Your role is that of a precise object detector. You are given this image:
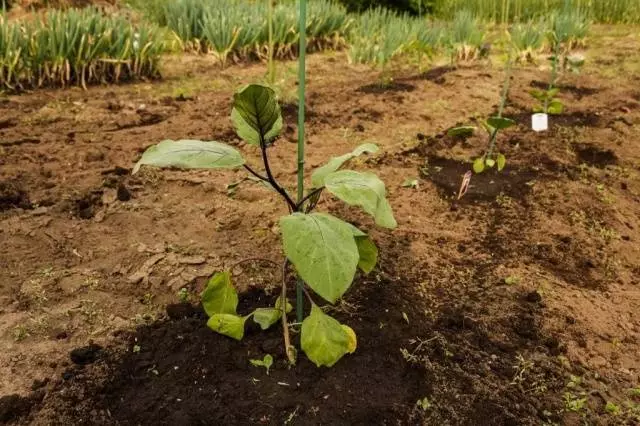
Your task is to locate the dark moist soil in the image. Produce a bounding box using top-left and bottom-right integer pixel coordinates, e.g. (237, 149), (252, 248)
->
(7, 264), (565, 426)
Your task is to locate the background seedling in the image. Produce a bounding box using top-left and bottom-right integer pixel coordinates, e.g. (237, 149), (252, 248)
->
(449, 53), (515, 174)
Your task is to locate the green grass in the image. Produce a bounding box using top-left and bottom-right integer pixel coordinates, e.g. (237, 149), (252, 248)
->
(431, 0), (640, 24)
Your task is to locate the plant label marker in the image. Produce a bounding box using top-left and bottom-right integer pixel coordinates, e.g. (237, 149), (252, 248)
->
(532, 113), (548, 132)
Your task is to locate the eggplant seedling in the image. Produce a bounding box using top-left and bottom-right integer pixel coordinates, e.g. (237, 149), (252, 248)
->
(448, 53), (515, 173)
(133, 84), (395, 367)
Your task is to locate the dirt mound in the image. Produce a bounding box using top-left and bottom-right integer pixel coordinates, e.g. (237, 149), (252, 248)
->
(8, 264), (566, 425)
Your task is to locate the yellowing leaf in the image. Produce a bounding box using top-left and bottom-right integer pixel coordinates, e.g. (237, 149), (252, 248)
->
(473, 157), (485, 173)
(201, 272), (238, 317)
(497, 154), (506, 171)
(301, 305), (353, 367)
(341, 325), (357, 353)
(206, 314), (247, 340)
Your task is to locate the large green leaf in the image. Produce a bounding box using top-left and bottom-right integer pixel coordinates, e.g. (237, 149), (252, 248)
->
(201, 272), (238, 317)
(301, 305), (355, 367)
(231, 84), (282, 146)
(355, 236), (378, 274)
(280, 213), (359, 304)
(324, 170), (397, 229)
(547, 99), (564, 115)
(252, 296), (292, 330)
(133, 140), (245, 174)
(487, 116), (516, 130)
(207, 313), (248, 340)
(348, 223), (378, 274)
(311, 143), (379, 188)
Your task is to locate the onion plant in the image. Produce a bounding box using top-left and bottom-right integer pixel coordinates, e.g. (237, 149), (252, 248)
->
(509, 19), (547, 63)
(447, 10), (485, 62)
(0, 8), (165, 90)
(134, 0), (349, 67)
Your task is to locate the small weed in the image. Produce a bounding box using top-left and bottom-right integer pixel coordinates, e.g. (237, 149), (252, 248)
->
(564, 392), (587, 412)
(504, 275), (520, 285)
(12, 325), (29, 342)
(402, 178), (419, 189)
(416, 397), (431, 411)
(496, 192), (513, 207)
(605, 401), (621, 415)
(177, 288), (190, 303)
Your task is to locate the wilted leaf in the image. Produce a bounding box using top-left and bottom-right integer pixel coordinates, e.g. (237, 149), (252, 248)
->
(133, 140), (245, 174)
(280, 213), (359, 303)
(324, 170), (397, 229)
(231, 84), (282, 146)
(311, 143), (379, 187)
(301, 305), (354, 367)
(207, 313), (248, 340)
(252, 297), (292, 330)
(201, 271), (238, 317)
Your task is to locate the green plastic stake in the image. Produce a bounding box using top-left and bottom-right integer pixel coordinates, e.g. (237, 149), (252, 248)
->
(296, 0), (307, 324)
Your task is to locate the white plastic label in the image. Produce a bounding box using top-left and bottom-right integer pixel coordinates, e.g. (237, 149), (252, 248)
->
(532, 113), (548, 132)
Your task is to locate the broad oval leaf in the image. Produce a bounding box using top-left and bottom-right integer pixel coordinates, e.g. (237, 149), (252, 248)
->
(547, 99), (564, 115)
(231, 84), (282, 146)
(355, 235), (378, 274)
(347, 223), (378, 274)
(473, 157), (485, 173)
(311, 143), (379, 188)
(207, 313), (248, 340)
(529, 88), (546, 101)
(497, 153), (507, 171)
(447, 126), (475, 138)
(133, 139), (245, 174)
(301, 305), (353, 367)
(201, 271), (238, 317)
(485, 158), (496, 168)
(547, 88), (560, 98)
(487, 117), (516, 130)
(324, 170), (397, 229)
(252, 297), (292, 330)
(280, 213), (359, 304)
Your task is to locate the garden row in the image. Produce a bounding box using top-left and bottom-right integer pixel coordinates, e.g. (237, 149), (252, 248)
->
(0, 8), (165, 90)
(0, 0), (591, 89)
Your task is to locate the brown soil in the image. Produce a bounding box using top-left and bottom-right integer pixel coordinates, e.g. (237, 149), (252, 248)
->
(1, 27), (640, 425)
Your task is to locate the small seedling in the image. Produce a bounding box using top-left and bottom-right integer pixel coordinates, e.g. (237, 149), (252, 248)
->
(416, 397), (431, 411)
(177, 288), (189, 303)
(402, 179), (419, 189)
(449, 54), (515, 175)
(250, 354), (274, 375)
(133, 344), (141, 353)
(530, 29), (585, 115)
